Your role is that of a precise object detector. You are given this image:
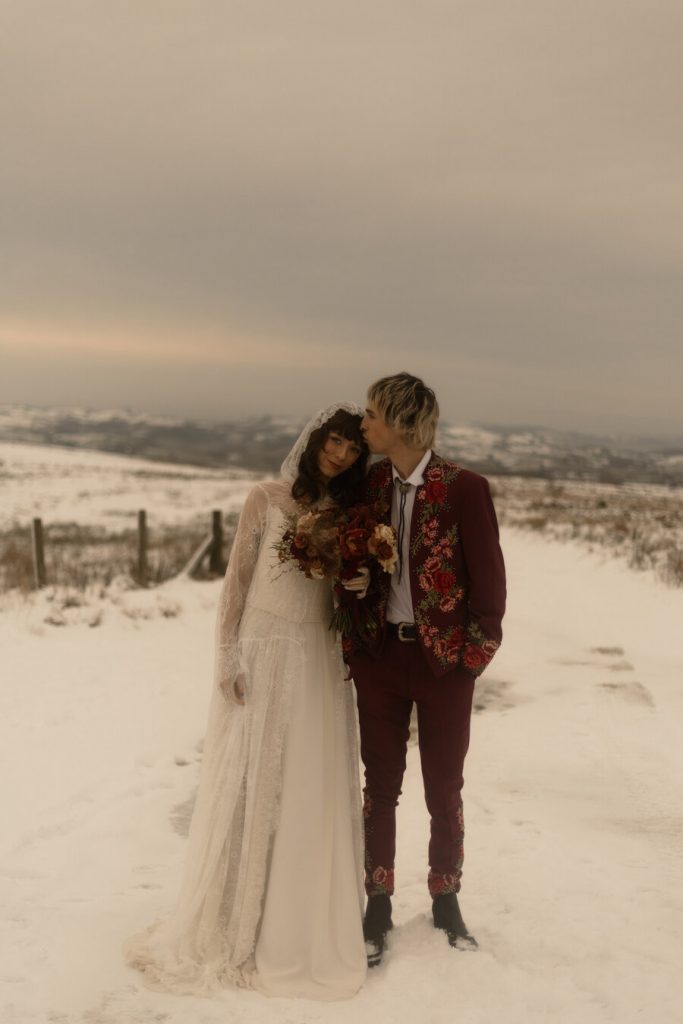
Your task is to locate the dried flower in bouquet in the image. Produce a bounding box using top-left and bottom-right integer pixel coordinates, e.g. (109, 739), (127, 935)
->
(276, 502), (397, 639)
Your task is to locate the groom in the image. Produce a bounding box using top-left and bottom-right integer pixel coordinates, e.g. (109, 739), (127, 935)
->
(344, 372), (506, 965)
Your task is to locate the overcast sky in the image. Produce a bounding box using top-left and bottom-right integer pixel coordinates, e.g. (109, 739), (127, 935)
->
(1, 1), (681, 437)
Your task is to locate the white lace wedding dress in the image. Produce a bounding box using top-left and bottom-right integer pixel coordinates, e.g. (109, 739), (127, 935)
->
(124, 425), (366, 1000)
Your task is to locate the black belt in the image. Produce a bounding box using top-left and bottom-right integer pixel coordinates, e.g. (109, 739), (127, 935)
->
(387, 621), (418, 642)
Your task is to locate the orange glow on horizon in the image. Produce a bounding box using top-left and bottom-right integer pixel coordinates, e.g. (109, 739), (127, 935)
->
(0, 318), (306, 366)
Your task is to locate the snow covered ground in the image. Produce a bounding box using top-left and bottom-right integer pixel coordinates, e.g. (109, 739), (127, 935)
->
(3, 440), (680, 591)
(2, 523), (682, 1023)
(0, 441), (259, 533)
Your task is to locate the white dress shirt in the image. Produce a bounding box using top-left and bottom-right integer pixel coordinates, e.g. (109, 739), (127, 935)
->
(386, 449), (432, 624)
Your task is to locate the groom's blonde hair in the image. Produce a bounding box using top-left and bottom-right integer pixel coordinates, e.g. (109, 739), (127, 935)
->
(368, 372), (439, 448)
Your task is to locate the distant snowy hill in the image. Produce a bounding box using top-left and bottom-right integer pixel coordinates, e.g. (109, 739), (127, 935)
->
(0, 405), (300, 474)
(437, 424), (683, 485)
(1, 404), (682, 485)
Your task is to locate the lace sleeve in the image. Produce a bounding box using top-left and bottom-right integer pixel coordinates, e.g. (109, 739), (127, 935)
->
(214, 483), (269, 702)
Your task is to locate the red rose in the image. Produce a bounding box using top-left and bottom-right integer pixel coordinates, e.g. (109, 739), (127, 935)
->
(424, 555), (441, 573)
(446, 628), (465, 659)
(439, 596), (457, 613)
(423, 517), (439, 544)
(425, 480), (447, 504)
(340, 528), (369, 559)
(433, 570), (456, 595)
(426, 466), (444, 482)
(419, 573), (433, 592)
(463, 645), (488, 670)
(428, 871), (457, 896)
(434, 638), (448, 659)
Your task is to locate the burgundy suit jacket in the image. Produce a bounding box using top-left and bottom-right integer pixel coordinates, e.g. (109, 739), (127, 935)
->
(346, 452), (506, 678)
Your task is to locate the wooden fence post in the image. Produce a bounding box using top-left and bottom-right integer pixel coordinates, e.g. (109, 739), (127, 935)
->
(209, 510), (224, 574)
(32, 517), (47, 588)
(137, 510), (148, 584)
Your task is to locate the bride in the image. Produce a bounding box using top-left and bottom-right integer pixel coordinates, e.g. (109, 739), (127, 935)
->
(124, 402), (369, 1000)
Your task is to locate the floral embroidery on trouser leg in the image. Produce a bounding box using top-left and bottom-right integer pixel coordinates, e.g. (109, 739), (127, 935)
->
(367, 866), (395, 897)
(428, 804), (464, 896)
(363, 791), (396, 895)
(428, 869), (460, 896)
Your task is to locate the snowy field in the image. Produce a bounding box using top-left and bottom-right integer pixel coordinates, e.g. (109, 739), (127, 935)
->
(0, 441), (263, 591)
(2, 440), (681, 593)
(1, 441), (682, 1022)
(2, 526), (683, 1023)
(0, 441), (260, 533)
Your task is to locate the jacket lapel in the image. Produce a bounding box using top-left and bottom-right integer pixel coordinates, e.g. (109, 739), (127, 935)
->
(409, 451), (440, 551)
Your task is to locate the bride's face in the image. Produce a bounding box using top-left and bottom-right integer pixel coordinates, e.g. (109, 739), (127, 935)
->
(318, 431), (363, 479)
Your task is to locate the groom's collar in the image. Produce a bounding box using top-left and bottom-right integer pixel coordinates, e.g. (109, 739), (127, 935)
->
(391, 449), (432, 489)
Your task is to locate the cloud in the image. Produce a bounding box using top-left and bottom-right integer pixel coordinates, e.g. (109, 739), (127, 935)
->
(1, 0), (681, 433)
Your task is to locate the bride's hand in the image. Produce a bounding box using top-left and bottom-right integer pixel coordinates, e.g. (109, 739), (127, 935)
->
(220, 674), (246, 705)
(341, 566), (370, 600)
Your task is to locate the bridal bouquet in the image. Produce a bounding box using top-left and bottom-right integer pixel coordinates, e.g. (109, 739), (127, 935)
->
(276, 502), (398, 638)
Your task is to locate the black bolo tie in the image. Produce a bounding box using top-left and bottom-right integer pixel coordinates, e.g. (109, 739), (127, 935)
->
(396, 479), (411, 582)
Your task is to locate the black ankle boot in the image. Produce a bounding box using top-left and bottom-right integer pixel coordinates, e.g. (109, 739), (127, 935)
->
(363, 894), (393, 967)
(432, 893), (478, 950)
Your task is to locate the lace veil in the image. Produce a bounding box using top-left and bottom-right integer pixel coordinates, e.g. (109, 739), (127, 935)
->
(280, 401), (365, 482)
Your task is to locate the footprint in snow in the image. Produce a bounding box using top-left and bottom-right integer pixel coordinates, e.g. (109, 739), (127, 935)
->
(472, 677), (519, 714)
(598, 680), (654, 708)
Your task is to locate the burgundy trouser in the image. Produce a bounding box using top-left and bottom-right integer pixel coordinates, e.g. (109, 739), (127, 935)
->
(349, 634), (475, 898)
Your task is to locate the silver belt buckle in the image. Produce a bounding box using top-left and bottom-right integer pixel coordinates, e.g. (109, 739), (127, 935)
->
(397, 622), (415, 642)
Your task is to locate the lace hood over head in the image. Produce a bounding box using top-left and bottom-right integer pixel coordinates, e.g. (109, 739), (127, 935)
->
(279, 401), (365, 483)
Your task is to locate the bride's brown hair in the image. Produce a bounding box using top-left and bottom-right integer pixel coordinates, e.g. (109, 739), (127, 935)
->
(292, 409), (368, 507)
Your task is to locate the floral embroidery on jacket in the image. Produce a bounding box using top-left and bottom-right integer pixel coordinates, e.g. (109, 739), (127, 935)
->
(411, 460), (469, 668)
(462, 621), (500, 673)
(345, 455), (502, 677)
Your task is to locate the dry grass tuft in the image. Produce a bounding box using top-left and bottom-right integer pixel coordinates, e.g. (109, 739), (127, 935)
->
(0, 519), (237, 593)
(493, 477), (682, 587)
